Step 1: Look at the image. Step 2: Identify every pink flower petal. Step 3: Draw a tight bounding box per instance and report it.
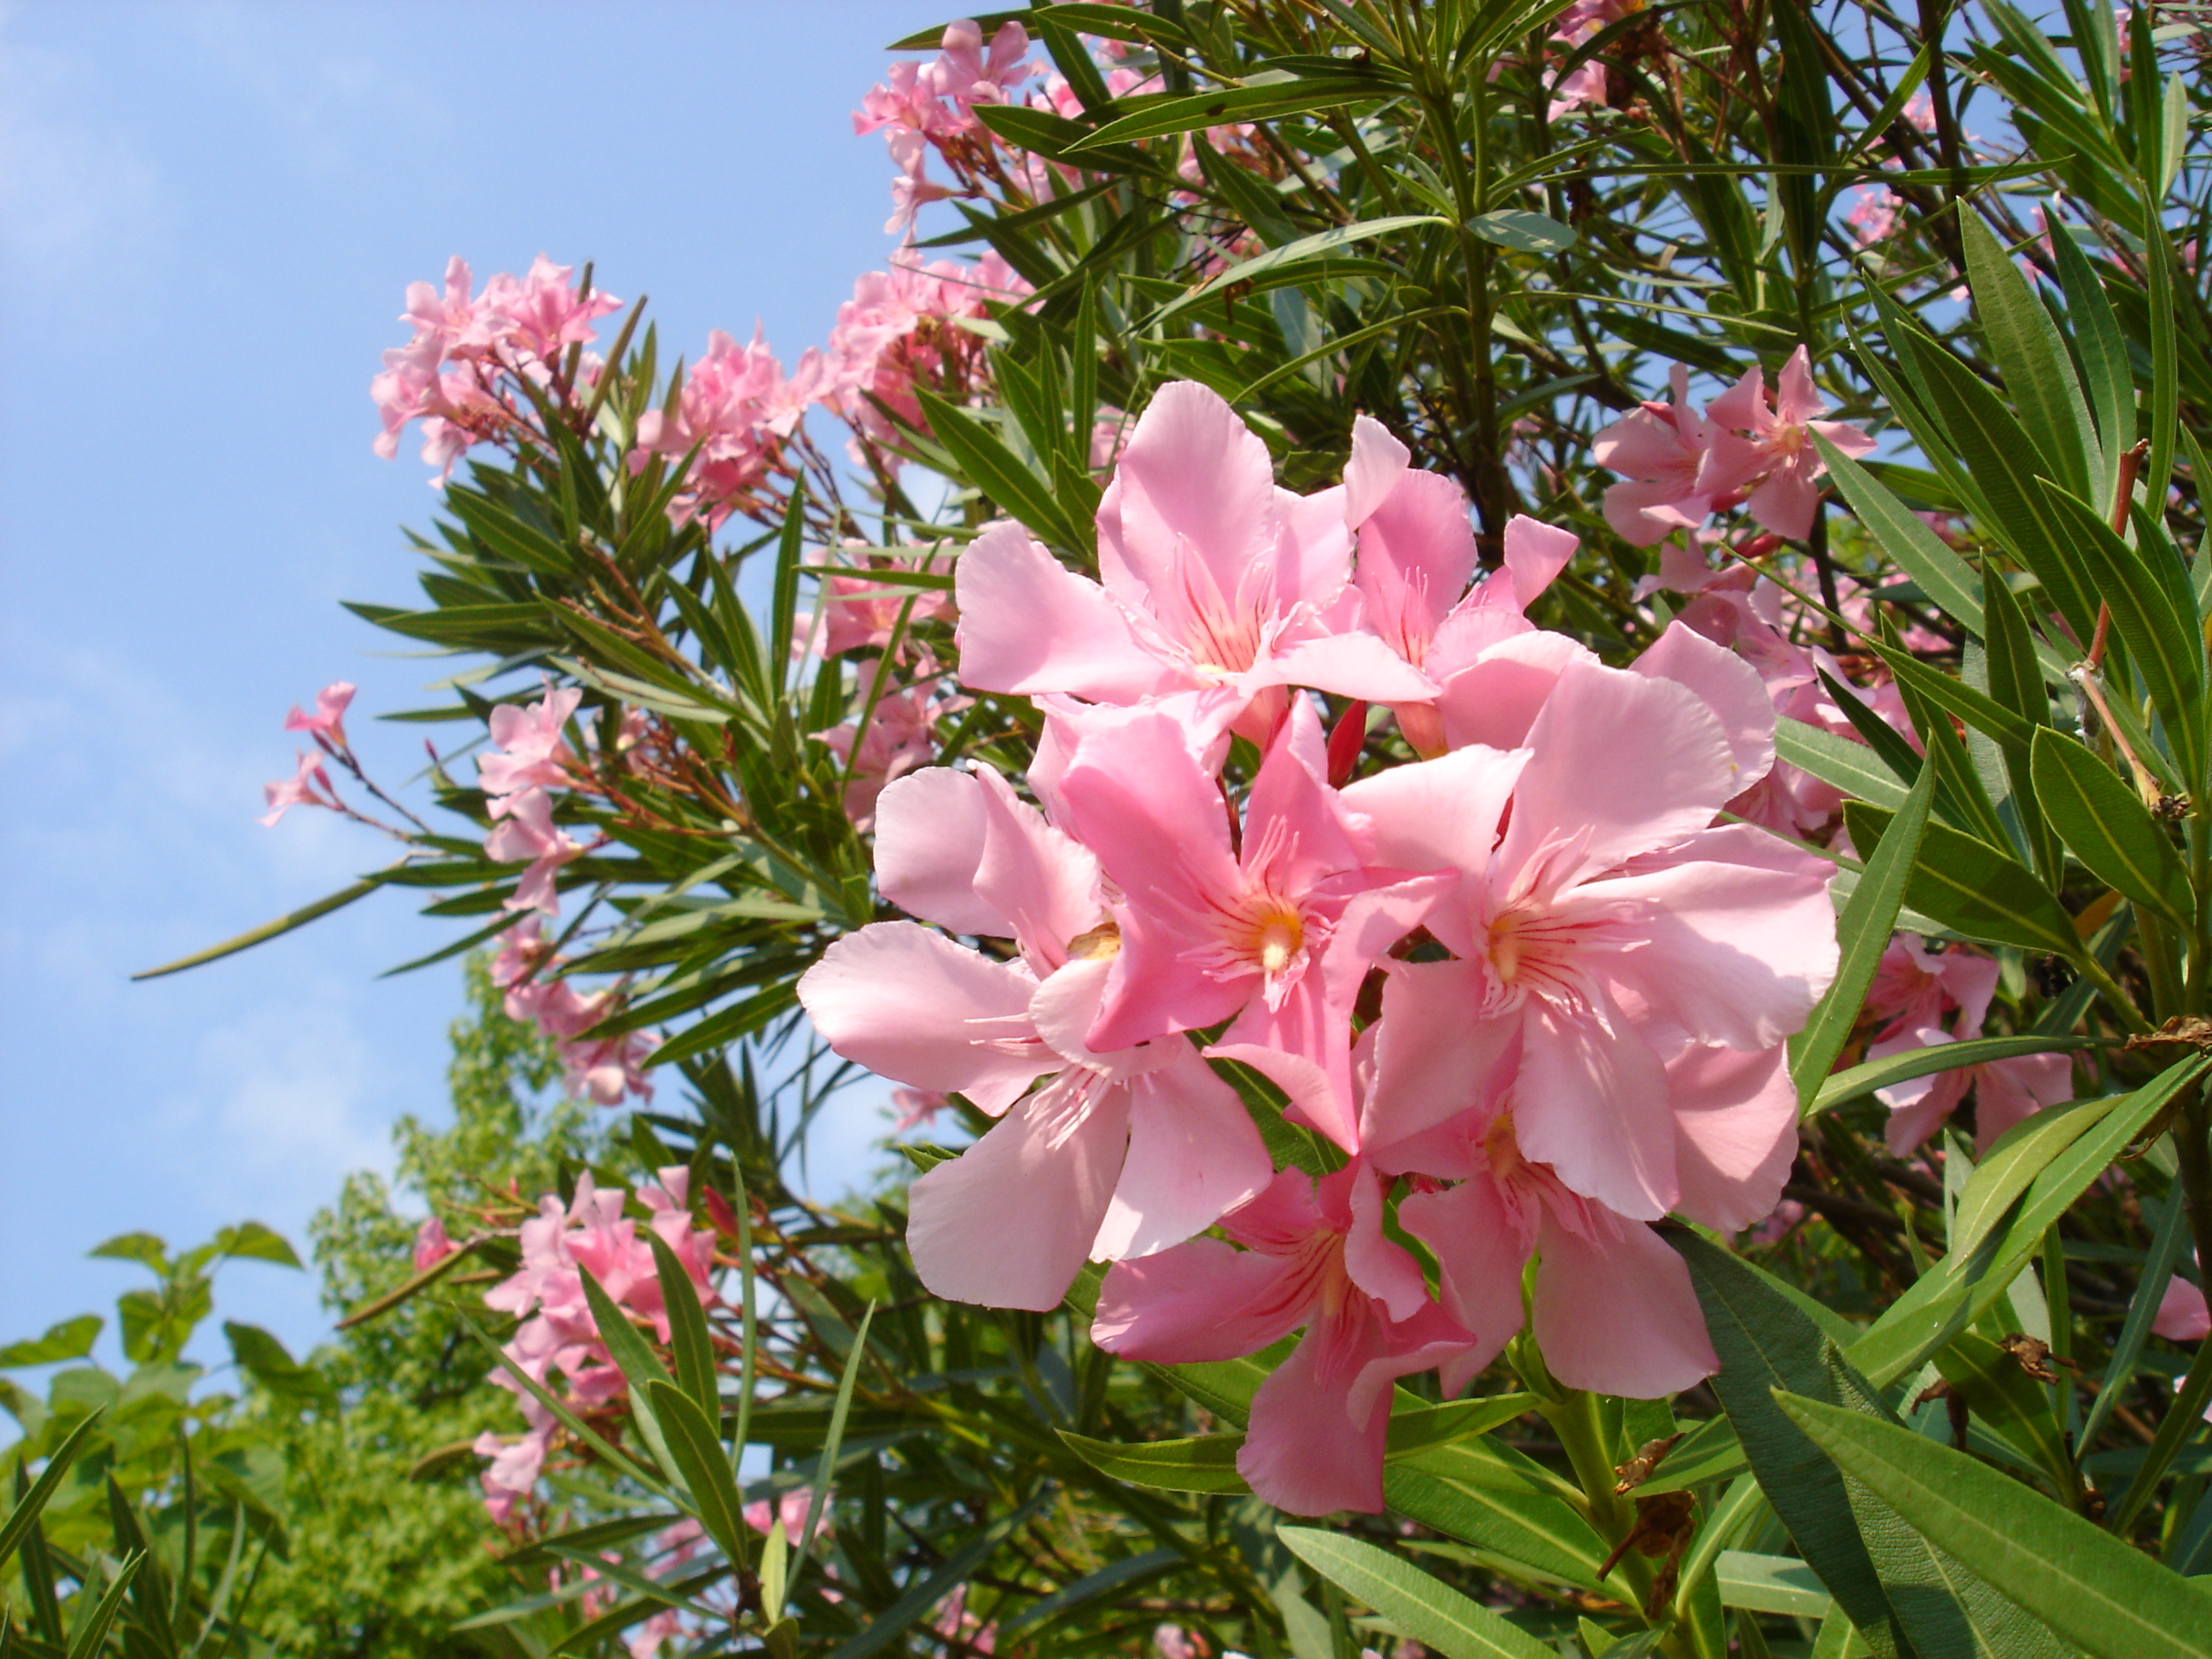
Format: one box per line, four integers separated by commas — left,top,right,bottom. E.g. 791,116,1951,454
906,1071,1131,1310
1665,1042,1799,1232
1533,1206,1717,1395
953,521,1170,701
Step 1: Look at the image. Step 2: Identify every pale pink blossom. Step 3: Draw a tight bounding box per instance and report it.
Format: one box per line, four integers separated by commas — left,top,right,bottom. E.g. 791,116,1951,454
954,382,1434,736
1341,656,1837,1220
1862,935,2074,1151
1592,366,1720,544
2155,1272,2212,1342
412,1216,459,1272
823,253,1027,451
1361,962,1798,1395
480,684,582,801
630,327,817,527
744,1487,830,1548
1053,696,1452,1150
284,681,357,750
1155,1627,1202,1659
891,1087,950,1131
797,765,1272,1310
803,543,953,660
260,750,340,826
1093,1162,1473,1515
1847,187,1901,247
484,787,583,916
1699,346,1877,540
562,1027,663,1107
473,1425,550,1524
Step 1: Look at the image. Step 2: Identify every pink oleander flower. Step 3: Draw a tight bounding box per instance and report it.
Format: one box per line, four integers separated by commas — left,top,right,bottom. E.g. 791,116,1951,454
823,253,1028,450
2156,1272,2211,1342
1699,346,1877,541
480,683,582,801
812,664,958,831
1592,365,1720,545
484,786,584,916
1360,961,1799,1396
1340,651,1837,1220
284,681,357,750
799,765,1272,1310
744,1487,830,1547
1093,1162,1473,1515
954,381,1434,736
473,1425,550,1525
413,1216,459,1272
1341,420,1578,754
260,750,340,826
474,254,624,362
1862,935,2073,1152
1052,696,1452,1150
1155,1627,1202,1659
891,1087,950,1131
630,327,820,527
562,1027,662,1107
802,542,954,660
1847,186,1902,247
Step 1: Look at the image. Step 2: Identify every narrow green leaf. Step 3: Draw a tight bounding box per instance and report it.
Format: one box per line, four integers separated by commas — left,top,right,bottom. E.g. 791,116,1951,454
1959,212,2098,498
1812,1033,2096,1117
1812,434,1984,633
1465,209,1575,253
1774,716,1910,808
1842,802,2078,957
0,1410,103,1569
995,1548,1180,1638
1152,215,1446,322
65,1551,143,1659
459,1315,672,1499
1278,1528,1554,1659
2047,225,2133,500
1386,1393,1540,1457
1776,1392,2212,1659
645,1231,718,1418
131,873,389,980
2078,1182,2190,1451
2031,727,2192,921
1382,1464,1610,1593
643,1380,752,1575
1070,73,1396,148
1904,334,2101,643
823,1492,1051,1659
794,1301,873,1588
1716,1551,1835,1618
1057,1429,1249,1493
914,390,1084,549
1792,768,1934,1106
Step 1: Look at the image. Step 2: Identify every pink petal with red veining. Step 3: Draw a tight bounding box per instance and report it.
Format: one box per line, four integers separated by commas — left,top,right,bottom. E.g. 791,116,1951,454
1497,659,1738,888
797,923,1045,1106
1666,1041,1798,1231
1632,620,1777,790
906,1071,1129,1311
1533,1207,1716,1395
1512,997,1678,1220
953,521,1171,701
1091,1048,1273,1261
1098,381,1280,612
1341,746,1528,945
1091,1235,1311,1361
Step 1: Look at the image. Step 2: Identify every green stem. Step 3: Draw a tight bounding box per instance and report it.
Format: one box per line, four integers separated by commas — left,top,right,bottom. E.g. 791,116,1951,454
1544,1391,1671,1637
2075,952,2156,1035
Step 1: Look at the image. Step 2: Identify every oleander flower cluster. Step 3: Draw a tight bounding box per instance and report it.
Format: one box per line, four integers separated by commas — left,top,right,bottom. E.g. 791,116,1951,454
797,380,1841,1515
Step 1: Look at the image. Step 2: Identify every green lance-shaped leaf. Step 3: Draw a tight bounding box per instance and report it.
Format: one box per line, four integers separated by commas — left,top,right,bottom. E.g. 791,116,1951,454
1776,1391,2212,1659
1775,715,1910,809
2047,225,2134,498
2030,728,2192,922
1069,71,1398,148
1465,210,1576,253
1959,212,2100,499
1716,1551,1835,1619
2079,1182,2191,1452
913,389,1089,551
643,1380,753,1579
1150,215,1447,323
1811,1033,2098,1118
1677,1236,2071,1659
1902,332,2101,645
131,870,391,979
1278,1528,1555,1659
1792,768,1934,1108
0,1408,103,1569
1842,802,2078,958
645,1231,718,1418
1057,1429,1249,1493
66,1551,145,1659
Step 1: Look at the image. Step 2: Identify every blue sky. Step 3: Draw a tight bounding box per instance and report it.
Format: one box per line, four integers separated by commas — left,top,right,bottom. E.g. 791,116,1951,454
0,0,945,1362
